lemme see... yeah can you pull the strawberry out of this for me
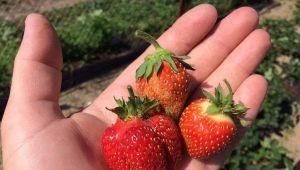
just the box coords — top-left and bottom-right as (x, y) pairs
(135, 30), (194, 120)
(101, 86), (182, 170)
(179, 80), (249, 159)
(147, 114), (182, 169)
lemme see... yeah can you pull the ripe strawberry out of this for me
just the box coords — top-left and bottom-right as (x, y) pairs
(179, 80), (249, 159)
(101, 86), (182, 170)
(135, 30), (194, 120)
(147, 115), (182, 169)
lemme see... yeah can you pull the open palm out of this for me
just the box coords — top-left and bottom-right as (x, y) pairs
(1, 4), (270, 170)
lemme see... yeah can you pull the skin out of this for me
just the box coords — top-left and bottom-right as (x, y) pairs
(1, 4), (270, 170)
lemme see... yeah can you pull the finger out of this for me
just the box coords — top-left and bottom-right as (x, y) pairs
(2, 13), (64, 161)
(84, 4), (218, 124)
(188, 7), (259, 86)
(190, 29), (270, 102)
(196, 75), (268, 169)
(10, 14), (62, 103)
(4, 13), (63, 124)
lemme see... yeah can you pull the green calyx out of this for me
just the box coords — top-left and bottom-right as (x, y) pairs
(135, 30), (195, 80)
(203, 79), (250, 126)
(106, 86), (159, 121)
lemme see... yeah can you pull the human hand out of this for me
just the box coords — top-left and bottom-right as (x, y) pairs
(1, 4), (270, 170)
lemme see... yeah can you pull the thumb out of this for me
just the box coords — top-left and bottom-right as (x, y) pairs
(10, 13), (62, 103)
(2, 13), (64, 139)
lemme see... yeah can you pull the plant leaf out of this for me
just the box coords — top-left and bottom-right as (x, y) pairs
(203, 89), (216, 104)
(206, 103), (220, 114)
(239, 118), (252, 127)
(174, 55), (191, 60)
(145, 59), (154, 80)
(164, 57), (178, 73)
(106, 85), (159, 121)
(234, 103), (249, 113)
(155, 59), (162, 75)
(177, 59), (195, 70)
(136, 61), (148, 79)
(215, 84), (223, 105)
(224, 79), (233, 96)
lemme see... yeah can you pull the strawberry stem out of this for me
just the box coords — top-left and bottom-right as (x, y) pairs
(135, 30), (161, 50)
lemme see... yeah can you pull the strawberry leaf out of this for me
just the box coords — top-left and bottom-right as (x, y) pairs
(107, 86), (159, 121)
(155, 60), (162, 75)
(106, 106), (127, 119)
(135, 30), (194, 79)
(174, 56), (195, 71)
(174, 56), (191, 60)
(239, 118), (252, 127)
(215, 84), (223, 105)
(206, 103), (221, 114)
(224, 79), (233, 96)
(203, 89), (217, 104)
(145, 59), (155, 80)
(177, 59), (195, 71)
(164, 57), (178, 73)
(204, 80), (249, 117)
(234, 102), (249, 113)
(136, 61), (148, 79)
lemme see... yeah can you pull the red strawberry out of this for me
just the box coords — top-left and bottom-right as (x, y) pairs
(147, 115), (182, 169)
(101, 86), (182, 170)
(179, 80), (249, 159)
(135, 30), (194, 120)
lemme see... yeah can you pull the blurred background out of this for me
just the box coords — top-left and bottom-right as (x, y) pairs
(0, 0), (300, 169)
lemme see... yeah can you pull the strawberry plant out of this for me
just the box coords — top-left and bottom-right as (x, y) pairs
(0, 19), (21, 93)
(190, 0), (273, 16)
(225, 10), (300, 170)
(46, 0), (178, 67)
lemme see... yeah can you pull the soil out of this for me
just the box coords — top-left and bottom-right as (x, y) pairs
(0, 0), (89, 22)
(60, 64), (127, 117)
(0, 0), (300, 169)
(261, 0), (300, 165)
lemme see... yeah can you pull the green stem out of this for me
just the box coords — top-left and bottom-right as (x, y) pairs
(135, 30), (161, 49)
(127, 86), (135, 98)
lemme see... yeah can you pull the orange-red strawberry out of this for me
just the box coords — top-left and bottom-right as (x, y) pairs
(101, 86), (182, 170)
(179, 80), (249, 159)
(135, 31), (194, 120)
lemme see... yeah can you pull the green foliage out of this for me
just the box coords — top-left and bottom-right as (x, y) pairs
(46, 0), (178, 68)
(0, 19), (21, 93)
(294, 0), (300, 24)
(55, 9), (119, 60)
(1, 0), (180, 88)
(191, 0), (248, 16)
(227, 136), (294, 170)
(262, 19), (300, 57)
(284, 58), (300, 83)
(0, 0), (7, 6)
(190, 0), (273, 16)
(225, 16), (300, 170)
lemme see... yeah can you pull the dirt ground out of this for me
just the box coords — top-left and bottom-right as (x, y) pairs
(0, 0), (300, 169)
(0, 0), (89, 21)
(260, 0), (300, 164)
